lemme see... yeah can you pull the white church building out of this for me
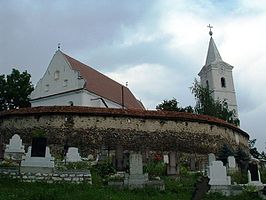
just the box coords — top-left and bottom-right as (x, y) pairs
(198, 26), (238, 116)
(30, 50), (145, 110)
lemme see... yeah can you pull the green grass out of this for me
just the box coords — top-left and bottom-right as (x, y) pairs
(0, 173), (263, 200)
(0, 178), (181, 200)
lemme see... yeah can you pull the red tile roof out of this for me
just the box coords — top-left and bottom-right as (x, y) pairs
(63, 53), (144, 110)
(0, 106), (249, 139)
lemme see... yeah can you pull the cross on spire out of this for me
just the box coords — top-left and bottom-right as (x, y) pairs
(58, 43), (61, 51)
(207, 24), (213, 36)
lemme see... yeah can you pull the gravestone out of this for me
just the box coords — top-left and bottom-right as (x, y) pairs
(190, 154), (196, 171)
(115, 145), (124, 171)
(163, 154), (169, 164)
(208, 161), (231, 185)
(228, 156), (236, 168)
(208, 153), (216, 166)
(66, 147), (82, 162)
(248, 160), (263, 186)
(0, 135), (4, 160)
(167, 151), (178, 175)
(21, 146), (54, 173)
(4, 134), (25, 160)
(124, 152), (148, 187)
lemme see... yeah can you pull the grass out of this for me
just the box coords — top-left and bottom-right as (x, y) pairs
(0, 173), (264, 200)
(0, 173), (201, 200)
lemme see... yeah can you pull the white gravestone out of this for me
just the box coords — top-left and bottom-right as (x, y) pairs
(124, 153), (148, 186)
(208, 161), (231, 185)
(248, 161), (263, 186)
(228, 156), (236, 169)
(5, 134), (25, 159)
(208, 153), (216, 166)
(21, 146), (54, 173)
(130, 153), (143, 175)
(66, 147), (82, 162)
(163, 155), (169, 164)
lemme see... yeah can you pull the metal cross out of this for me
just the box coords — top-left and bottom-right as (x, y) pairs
(207, 24), (213, 36)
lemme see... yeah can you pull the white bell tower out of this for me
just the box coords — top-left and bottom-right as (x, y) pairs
(198, 25), (238, 116)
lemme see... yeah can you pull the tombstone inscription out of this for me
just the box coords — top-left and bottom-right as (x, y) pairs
(31, 137), (47, 157)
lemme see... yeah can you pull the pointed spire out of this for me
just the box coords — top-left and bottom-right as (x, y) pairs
(205, 37), (223, 66)
(205, 24), (222, 66)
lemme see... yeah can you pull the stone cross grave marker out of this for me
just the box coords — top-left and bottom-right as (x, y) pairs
(66, 147), (82, 162)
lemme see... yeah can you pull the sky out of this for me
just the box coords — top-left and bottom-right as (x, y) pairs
(1, 0), (266, 151)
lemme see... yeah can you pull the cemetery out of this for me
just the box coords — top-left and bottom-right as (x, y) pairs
(0, 106), (265, 199)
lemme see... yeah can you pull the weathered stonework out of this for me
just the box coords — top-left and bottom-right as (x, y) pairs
(0, 106), (249, 156)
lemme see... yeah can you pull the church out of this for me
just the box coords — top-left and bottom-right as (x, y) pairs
(30, 49), (145, 110)
(30, 26), (238, 117)
(198, 25), (238, 116)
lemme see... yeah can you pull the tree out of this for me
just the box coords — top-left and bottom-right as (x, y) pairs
(191, 79), (240, 126)
(235, 147), (250, 172)
(156, 98), (194, 113)
(249, 139), (261, 159)
(217, 144), (234, 165)
(0, 69), (34, 111)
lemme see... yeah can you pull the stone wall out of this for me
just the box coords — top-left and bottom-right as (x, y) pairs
(0, 106), (249, 156)
(0, 171), (92, 184)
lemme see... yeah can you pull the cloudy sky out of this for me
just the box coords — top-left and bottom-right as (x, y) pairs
(1, 0), (266, 151)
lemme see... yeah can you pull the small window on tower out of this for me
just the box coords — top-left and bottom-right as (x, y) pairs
(54, 71), (60, 80)
(206, 80), (209, 88)
(221, 77), (226, 88)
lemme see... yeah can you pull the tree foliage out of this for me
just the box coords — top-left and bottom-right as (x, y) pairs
(249, 139), (261, 159)
(235, 147), (250, 171)
(191, 79), (240, 126)
(217, 144), (234, 165)
(156, 98), (194, 113)
(0, 69), (34, 111)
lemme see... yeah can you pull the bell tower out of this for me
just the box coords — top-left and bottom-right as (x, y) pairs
(198, 25), (238, 116)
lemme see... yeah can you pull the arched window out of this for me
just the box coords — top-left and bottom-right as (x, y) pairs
(206, 80), (209, 88)
(221, 77), (226, 88)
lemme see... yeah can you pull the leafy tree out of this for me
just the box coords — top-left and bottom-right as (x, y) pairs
(249, 139), (261, 159)
(156, 98), (194, 113)
(191, 79), (240, 126)
(217, 144), (234, 165)
(0, 69), (34, 111)
(235, 147), (250, 172)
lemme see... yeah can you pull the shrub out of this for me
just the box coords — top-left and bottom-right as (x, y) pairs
(229, 170), (248, 184)
(144, 161), (166, 177)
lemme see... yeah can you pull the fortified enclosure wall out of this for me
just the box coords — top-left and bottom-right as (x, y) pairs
(0, 106), (249, 156)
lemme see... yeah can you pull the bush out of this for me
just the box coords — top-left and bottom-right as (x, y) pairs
(144, 161), (166, 177)
(94, 162), (116, 178)
(260, 168), (266, 183)
(229, 171), (248, 184)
